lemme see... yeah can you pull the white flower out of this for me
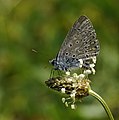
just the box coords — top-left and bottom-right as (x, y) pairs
(62, 98), (65, 103)
(65, 102), (68, 107)
(67, 78), (73, 82)
(84, 69), (92, 75)
(70, 90), (76, 101)
(71, 104), (75, 109)
(65, 71), (70, 76)
(79, 74), (85, 80)
(61, 88), (65, 93)
(72, 83), (77, 87)
(73, 73), (79, 79)
(70, 93), (76, 98)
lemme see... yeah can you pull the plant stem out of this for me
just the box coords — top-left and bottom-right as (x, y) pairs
(89, 89), (114, 120)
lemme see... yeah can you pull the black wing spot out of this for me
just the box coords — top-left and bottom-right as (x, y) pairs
(75, 40), (79, 44)
(78, 28), (81, 31)
(72, 54), (76, 58)
(85, 54), (89, 58)
(84, 46), (88, 49)
(69, 43), (73, 47)
(85, 50), (88, 53)
(65, 52), (69, 56)
(94, 45), (98, 49)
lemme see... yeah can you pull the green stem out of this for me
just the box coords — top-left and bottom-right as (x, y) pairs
(89, 89), (114, 120)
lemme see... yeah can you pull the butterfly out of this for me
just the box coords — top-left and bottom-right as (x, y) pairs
(50, 15), (100, 71)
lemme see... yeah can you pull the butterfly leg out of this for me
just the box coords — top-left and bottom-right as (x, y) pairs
(57, 70), (62, 76)
(50, 68), (55, 78)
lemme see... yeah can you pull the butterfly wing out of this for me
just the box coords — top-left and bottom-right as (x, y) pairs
(56, 15), (100, 70)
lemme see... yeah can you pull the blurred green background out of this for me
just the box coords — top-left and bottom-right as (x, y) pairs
(0, 0), (119, 120)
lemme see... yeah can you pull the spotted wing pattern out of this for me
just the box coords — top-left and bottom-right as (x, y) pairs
(56, 15), (100, 69)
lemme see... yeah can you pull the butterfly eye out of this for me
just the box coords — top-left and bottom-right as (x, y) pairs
(69, 43), (73, 47)
(72, 54), (76, 58)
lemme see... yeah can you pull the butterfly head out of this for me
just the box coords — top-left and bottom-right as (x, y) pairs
(49, 58), (68, 71)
